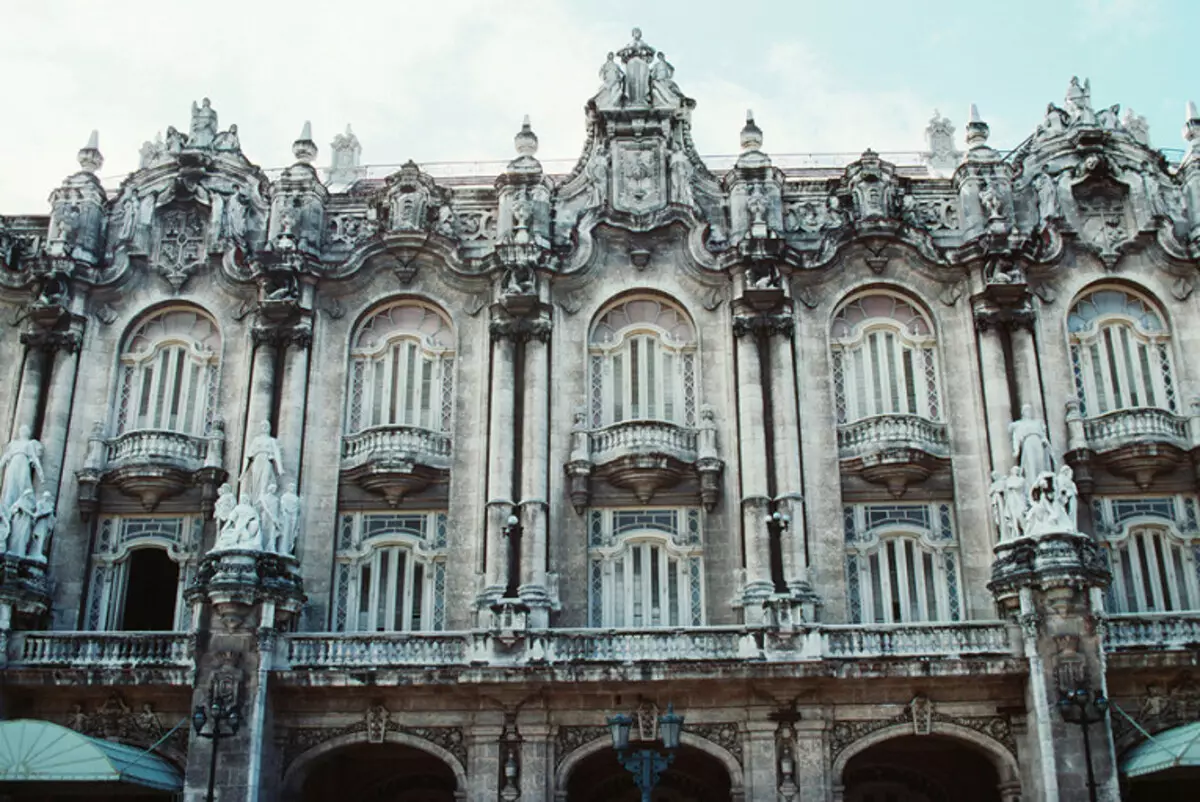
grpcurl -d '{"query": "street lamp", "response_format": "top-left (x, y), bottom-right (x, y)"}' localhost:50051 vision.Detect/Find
top-left (765, 509), bottom-right (790, 593)
top-left (192, 687), bottom-right (242, 802)
top-left (607, 704), bottom-right (685, 802)
top-left (1058, 687), bottom-right (1108, 802)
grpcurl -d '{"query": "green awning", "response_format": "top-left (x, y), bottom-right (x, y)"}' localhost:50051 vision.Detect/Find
top-left (1122, 720), bottom-right (1200, 778)
top-left (0, 719), bottom-right (182, 791)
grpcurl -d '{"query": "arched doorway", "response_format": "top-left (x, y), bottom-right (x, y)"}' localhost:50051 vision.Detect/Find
top-left (842, 734), bottom-right (1002, 802)
top-left (298, 742), bottom-right (459, 802)
top-left (565, 743), bottom-right (731, 802)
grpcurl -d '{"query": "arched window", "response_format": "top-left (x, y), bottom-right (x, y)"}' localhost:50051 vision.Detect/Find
top-left (587, 508), bottom-right (704, 628)
top-left (115, 307), bottom-right (220, 436)
top-left (1067, 286), bottom-right (1177, 416)
top-left (1107, 524), bottom-right (1199, 613)
top-left (844, 504), bottom-right (961, 625)
top-left (588, 296), bottom-right (697, 428)
top-left (347, 302), bottom-right (455, 434)
top-left (830, 293), bottom-right (941, 425)
top-left (332, 512), bottom-right (447, 633)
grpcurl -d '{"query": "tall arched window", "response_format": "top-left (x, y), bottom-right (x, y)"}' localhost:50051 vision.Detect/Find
top-left (1067, 286), bottom-right (1177, 417)
top-left (346, 302), bottom-right (455, 434)
top-left (830, 292), bottom-right (941, 425)
top-left (1107, 524), bottom-right (1199, 613)
top-left (588, 296), bottom-right (697, 428)
top-left (115, 307), bottom-right (220, 436)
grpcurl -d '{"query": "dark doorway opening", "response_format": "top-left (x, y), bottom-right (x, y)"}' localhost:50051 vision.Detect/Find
top-left (121, 548), bottom-right (179, 631)
top-left (843, 734), bottom-right (1003, 802)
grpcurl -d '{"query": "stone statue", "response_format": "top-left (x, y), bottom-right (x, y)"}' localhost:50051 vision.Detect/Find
top-left (594, 52), bottom-right (624, 108)
top-left (650, 52), bottom-right (683, 108)
top-left (1056, 464), bottom-right (1078, 529)
top-left (0, 508), bottom-right (9, 554)
top-left (189, 98), bottom-right (219, 148)
top-left (223, 187), bottom-right (252, 245)
top-left (1040, 104), bottom-right (1069, 138)
top-left (8, 488), bottom-right (35, 556)
top-left (257, 482), bottom-right (282, 552)
top-left (618, 29), bottom-right (653, 106)
top-left (1123, 109), bottom-right (1150, 145)
top-left (569, 410), bottom-right (590, 463)
top-left (1034, 171), bottom-right (1060, 221)
top-left (29, 491), bottom-right (54, 560)
top-left (988, 470), bottom-right (1008, 541)
top-left (670, 149), bottom-right (694, 207)
top-left (214, 483), bottom-right (235, 527)
top-left (118, 191), bottom-right (139, 243)
top-left (1065, 77), bottom-right (1094, 126)
top-left (279, 482), bottom-right (301, 554)
top-left (1096, 104), bottom-right (1121, 130)
top-left (239, 421), bottom-right (284, 506)
top-left (980, 182), bottom-right (1005, 220)
top-left (1004, 466), bottom-right (1026, 538)
top-left (212, 124), bottom-right (241, 152)
top-left (504, 263), bottom-right (536, 297)
top-left (587, 149), bottom-right (609, 208)
top-left (823, 195), bottom-right (849, 230)
top-left (698, 406), bottom-right (718, 461)
top-left (229, 499), bottom-right (261, 550)
top-left (1010, 405), bottom-right (1053, 499)
top-left (0, 426), bottom-right (45, 515)
top-left (165, 126), bottom-right (187, 155)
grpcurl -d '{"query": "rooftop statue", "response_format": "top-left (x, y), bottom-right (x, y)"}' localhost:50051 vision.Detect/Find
top-left (617, 28), bottom-right (655, 107)
top-left (594, 52), bottom-right (624, 109)
top-left (189, 98), bottom-right (219, 148)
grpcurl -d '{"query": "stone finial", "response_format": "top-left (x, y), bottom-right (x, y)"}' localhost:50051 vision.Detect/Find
top-left (514, 115), bottom-right (538, 157)
top-left (293, 120), bottom-right (318, 164)
top-left (77, 130), bottom-right (103, 173)
top-left (965, 104), bottom-right (990, 148)
top-left (740, 110), bottom-right (763, 152)
top-left (1185, 101), bottom-right (1200, 152)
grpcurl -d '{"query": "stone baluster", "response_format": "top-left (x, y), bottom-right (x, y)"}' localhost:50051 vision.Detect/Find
top-left (483, 332), bottom-right (518, 604)
top-left (734, 324), bottom-right (773, 616)
top-left (518, 325), bottom-right (552, 626)
top-left (766, 322), bottom-right (811, 595)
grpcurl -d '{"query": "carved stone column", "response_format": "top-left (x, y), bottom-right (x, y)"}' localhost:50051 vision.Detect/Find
top-left (37, 329), bottom-right (84, 490)
top-left (275, 330), bottom-right (311, 482)
top-left (518, 319), bottom-right (553, 626)
top-left (245, 333), bottom-right (279, 444)
top-left (467, 716), bottom-right (505, 802)
top-left (1010, 322), bottom-right (1046, 420)
top-left (482, 328), bottom-right (518, 606)
top-left (10, 345), bottom-right (48, 438)
top-left (973, 305), bottom-right (1016, 474)
top-left (765, 318), bottom-right (811, 597)
top-left (733, 320), bottom-right (773, 616)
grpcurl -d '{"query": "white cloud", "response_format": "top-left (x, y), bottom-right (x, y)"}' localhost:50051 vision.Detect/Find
top-left (0, 2), bottom-right (951, 213)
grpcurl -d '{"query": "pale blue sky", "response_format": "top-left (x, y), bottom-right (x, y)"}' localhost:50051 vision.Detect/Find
top-left (0, 0), bottom-right (1191, 213)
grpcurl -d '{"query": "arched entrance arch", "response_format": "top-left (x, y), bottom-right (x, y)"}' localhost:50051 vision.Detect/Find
top-left (283, 731), bottom-right (467, 802)
top-left (834, 724), bottom-right (1021, 802)
top-left (555, 733), bottom-right (744, 802)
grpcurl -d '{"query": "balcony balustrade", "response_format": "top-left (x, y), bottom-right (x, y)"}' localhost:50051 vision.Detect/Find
top-left (340, 425), bottom-right (453, 505)
top-left (837, 414), bottom-right (950, 497)
top-left (1103, 612), bottom-right (1200, 652)
top-left (1066, 405), bottom-right (1194, 489)
top-left (569, 420), bottom-right (722, 510)
top-left (99, 429), bottom-right (220, 510)
top-left (9, 631), bottom-right (195, 668)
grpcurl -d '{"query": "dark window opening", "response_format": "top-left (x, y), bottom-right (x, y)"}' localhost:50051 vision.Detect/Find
top-left (121, 548), bottom-right (179, 631)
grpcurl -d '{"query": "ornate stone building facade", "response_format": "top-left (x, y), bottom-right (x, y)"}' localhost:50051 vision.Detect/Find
top-left (1, 30), bottom-right (1199, 802)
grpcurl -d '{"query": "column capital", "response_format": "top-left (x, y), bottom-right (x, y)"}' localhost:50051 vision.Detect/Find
top-left (972, 297), bottom-right (1035, 332)
top-left (251, 323), bottom-right (312, 349)
top-left (490, 310), bottom-right (552, 343)
top-left (20, 328), bottom-right (82, 353)
top-left (733, 312), bottom-right (794, 339)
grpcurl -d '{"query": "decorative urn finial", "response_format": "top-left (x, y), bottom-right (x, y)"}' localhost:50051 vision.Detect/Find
top-left (740, 110), bottom-right (764, 152)
top-left (77, 130), bottom-right (103, 173)
top-left (293, 121), bottom-right (318, 164)
top-left (514, 115), bottom-right (538, 157)
top-left (965, 104), bottom-right (990, 148)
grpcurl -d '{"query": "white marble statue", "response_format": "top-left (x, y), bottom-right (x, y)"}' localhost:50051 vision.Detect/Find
top-left (594, 53), bottom-right (624, 108)
top-left (257, 482), bottom-right (282, 552)
top-left (29, 491), bottom-right (54, 560)
top-left (988, 470), bottom-right (1009, 541)
top-left (569, 411), bottom-right (590, 463)
top-left (650, 52), bottom-right (683, 108)
top-left (670, 149), bottom-right (694, 207)
top-left (8, 488), bottom-right (35, 557)
top-left (229, 499), bottom-right (262, 550)
top-left (0, 426), bottom-right (45, 515)
top-left (0, 509), bottom-right (9, 554)
top-left (239, 421), bottom-right (284, 506)
top-left (1003, 466), bottom-right (1026, 540)
top-left (1034, 170), bottom-right (1060, 221)
top-left (212, 483), bottom-right (242, 551)
top-left (280, 483), bottom-right (301, 555)
top-left (189, 98), bottom-right (218, 148)
top-left (1056, 464), bottom-right (1078, 529)
top-left (1010, 405), bottom-right (1053, 499)
top-left (618, 29), bottom-right (652, 106)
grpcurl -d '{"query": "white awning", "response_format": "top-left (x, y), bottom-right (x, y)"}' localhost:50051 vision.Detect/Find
top-left (1122, 720), bottom-right (1200, 778)
top-left (0, 719), bottom-right (182, 791)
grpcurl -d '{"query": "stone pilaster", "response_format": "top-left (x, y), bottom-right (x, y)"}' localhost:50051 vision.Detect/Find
top-left (765, 318), bottom-right (811, 597)
top-left (245, 335), bottom-right (279, 444)
top-left (275, 333), bottom-right (311, 482)
top-left (518, 326), bottom-right (552, 626)
top-left (733, 324), bottom-right (772, 615)
top-left (482, 328), bottom-right (518, 605)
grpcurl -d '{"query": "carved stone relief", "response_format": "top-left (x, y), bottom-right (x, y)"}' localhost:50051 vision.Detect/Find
top-left (613, 140), bottom-right (666, 215)
top-left (154, 207), bottom-right (208, 290)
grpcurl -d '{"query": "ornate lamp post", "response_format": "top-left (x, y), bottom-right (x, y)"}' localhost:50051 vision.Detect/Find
top-left (607, 704), bottom-right (684, 802)
top-left (766, 508), bottom-right (790, 593)
top-left (1057, 687), bottom-right (1108, 802)
top-left (192, 687), bottom-right (242, 802)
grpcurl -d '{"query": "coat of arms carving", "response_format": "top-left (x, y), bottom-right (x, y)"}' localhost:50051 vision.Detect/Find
top-left (613, 140), bottom-right (666, 215)
top-left (155, 207), bottom-right (208, 290)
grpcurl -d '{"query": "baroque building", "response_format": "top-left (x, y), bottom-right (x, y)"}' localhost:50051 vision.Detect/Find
top-left (2, 29), bottom-right (1200, 802)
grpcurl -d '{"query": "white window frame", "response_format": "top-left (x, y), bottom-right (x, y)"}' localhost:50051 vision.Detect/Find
top-left (86, 516), bottom-right (200, 632)
top-left (830, 293), bottom-right (941, 425)
top-left (1068, 289), bottom-right (1176, 416)
top-left (1106, 523), bottom-right (1200, 613)
top-left (851, 533), bottom-right (953, 624)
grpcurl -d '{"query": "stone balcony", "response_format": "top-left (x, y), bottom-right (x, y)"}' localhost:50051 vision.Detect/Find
top-left (837, 414), bottom-right (951, 497)
top-left (1066, 404), bottom-right (1194, 489)
top-left (98, 429), bottom-right (221, 510)
top-left (340, 425), bottom-right (452, 505)
top-left (279, 621), bottom-right (1017, 673)
top-left (6, 631), bottom-right (196, 684)
top-left (1103, 612), bottom-right (1200, 653)
top-left (567, 420), bottom-right (723, 511)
